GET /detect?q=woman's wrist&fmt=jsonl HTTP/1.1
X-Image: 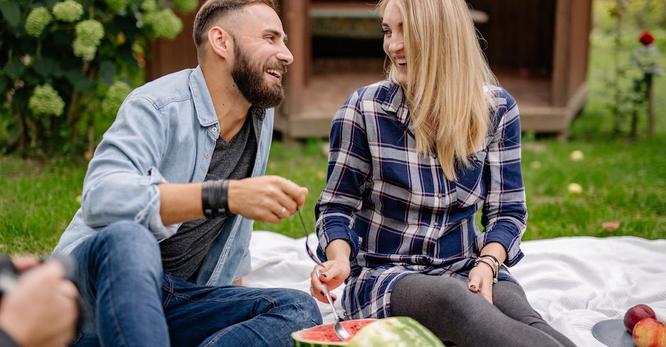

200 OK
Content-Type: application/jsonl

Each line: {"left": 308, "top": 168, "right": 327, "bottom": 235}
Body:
{"left": 325, "top": 239, "right": 352, "bottom": 263}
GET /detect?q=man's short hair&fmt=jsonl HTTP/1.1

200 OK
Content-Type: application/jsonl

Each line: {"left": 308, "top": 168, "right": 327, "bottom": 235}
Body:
{"left": 193, "top": 0, "right": 277, "bottom": 48}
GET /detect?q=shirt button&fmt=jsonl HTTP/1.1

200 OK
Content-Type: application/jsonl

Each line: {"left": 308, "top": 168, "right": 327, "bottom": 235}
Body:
{"left": 437, "top": 193, "right": 443, "bottom": 198}
{"left": 211, "top": 127, "right": 217, "bottom": 133}
{"left": 204, "top": 153, "right": 210, "bottom": 159}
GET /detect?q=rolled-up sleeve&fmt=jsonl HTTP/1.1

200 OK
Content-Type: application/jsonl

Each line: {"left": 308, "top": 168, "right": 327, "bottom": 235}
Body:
{"left": 81, "top": 95, "right": 175, "bottom": 240}
{"left": 315, "top": 91, "right": 371, "bottom": 260}
{"left": 479, "top": 90, "right": 527, "bottom": 266}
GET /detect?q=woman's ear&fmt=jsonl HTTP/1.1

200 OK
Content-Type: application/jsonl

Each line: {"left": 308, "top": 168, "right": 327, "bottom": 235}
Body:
{"left": 207, "top": 26, "right": 233, "bottom": 60}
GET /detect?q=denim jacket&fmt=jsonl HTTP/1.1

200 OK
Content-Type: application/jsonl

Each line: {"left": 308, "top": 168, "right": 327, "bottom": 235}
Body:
{"left": 53, "top": 66, "right": 274, "bottom": 286}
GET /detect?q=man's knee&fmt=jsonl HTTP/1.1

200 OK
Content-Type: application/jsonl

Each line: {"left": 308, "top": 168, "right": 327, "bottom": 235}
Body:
{"left": 280, "top": 289, "right": 323, "bottom": 327}
{"left": 97, "top": 221, "right": 158, "bottom": 251}
{"left": 88, "top": 221, "right": 162, "bottom": 274}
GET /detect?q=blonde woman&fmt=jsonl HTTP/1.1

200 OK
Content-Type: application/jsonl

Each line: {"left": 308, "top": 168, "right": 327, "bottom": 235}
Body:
{"left": 310, "top": 0, "right": 576, "bottom": 346}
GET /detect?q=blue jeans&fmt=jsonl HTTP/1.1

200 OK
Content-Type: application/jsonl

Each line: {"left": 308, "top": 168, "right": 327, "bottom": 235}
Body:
{"left": 69, "top": 221, "right": 322, "bottom": 347}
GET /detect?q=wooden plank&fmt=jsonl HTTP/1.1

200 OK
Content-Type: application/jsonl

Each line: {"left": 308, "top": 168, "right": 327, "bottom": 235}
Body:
{"left": 282, "top": 0, "right": 308, "bottom": 116}
{"left": 552, "top": 0, "right": 571, "bottom": 107}
{"left": 567, "top": 0, "right": 591, "bottom": 100}
{"left": 147, "top": 6, "right": 200, "bottom": 80}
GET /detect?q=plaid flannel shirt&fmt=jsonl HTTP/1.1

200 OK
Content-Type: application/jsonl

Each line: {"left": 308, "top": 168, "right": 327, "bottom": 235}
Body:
{"left": 315, "top": 80, "right": 527, "bottom": 319}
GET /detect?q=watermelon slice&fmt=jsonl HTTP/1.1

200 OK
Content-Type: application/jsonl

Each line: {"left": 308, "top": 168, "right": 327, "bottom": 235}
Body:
{"left": 292, "top": 319, "right": 376, "bottom": 346}
{"left": 292, "top": 317, "right": 445, "bottom": 347}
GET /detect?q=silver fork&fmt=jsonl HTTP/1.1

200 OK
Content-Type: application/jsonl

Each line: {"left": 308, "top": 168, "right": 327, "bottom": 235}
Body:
{"left": 297, "top": 210, "right": 351, "bottom": 341}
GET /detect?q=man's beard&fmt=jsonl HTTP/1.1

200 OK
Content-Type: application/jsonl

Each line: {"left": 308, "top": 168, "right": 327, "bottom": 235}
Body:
{"left": 231, "top": 45, "right": 285, "bottom": 109}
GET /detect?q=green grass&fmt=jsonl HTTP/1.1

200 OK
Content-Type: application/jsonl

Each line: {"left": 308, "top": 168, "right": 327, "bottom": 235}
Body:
{"left": 0, "top": 157, "right": 86, "bottom": 253}
{"left": 521, "top": 137, "right": 665, "bottom": 240}
{"left": 1, "top": 132, "right": 664, "bottom": 254}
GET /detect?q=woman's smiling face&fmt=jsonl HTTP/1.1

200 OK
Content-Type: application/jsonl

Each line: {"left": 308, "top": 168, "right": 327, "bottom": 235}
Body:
{"left": 382, "top": 0, "right": 407, "bottom": 86}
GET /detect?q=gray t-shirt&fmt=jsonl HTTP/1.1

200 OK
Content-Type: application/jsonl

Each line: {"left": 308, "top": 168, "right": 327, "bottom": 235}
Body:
{"left": 160, "top": 108, "right": 263, "bottom": 281}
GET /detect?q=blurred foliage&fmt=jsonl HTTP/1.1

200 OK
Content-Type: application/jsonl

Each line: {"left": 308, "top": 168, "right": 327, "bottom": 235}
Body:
{"left": 0, "top": 0, "right": 196, "bottom": 157}
{"left": 591, "top": 0, "right": 665, "bottom": 137}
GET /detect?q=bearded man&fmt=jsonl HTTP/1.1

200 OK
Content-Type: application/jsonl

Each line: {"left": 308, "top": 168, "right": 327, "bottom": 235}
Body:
{"left": 53, "top": 1, "right": 322, "bottom": 346}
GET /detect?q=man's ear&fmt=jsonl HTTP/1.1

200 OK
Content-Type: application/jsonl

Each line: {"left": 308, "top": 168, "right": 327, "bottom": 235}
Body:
{"left": 207, "top": 26, "right": 234, "bottom": 60}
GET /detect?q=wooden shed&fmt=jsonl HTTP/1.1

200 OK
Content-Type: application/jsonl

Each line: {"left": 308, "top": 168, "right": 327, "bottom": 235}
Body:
{"left": 149, "top": 0, "right": 592, "bottom": 138}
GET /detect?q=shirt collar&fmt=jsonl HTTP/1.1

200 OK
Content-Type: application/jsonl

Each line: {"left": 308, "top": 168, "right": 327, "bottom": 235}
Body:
{"left": 189, "top": 65, "right": 218, "bottom": 127}
{"left": 379, "top": 81, "right": 410, "bottom": 127}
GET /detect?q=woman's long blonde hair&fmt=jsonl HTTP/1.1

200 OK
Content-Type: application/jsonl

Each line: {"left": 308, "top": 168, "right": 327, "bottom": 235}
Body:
{"left": 378, "top": 0, "right": 498, "bottom": 181}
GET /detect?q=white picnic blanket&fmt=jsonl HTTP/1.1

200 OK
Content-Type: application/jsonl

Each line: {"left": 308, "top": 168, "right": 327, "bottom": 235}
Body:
{"left": 245, "top": 232, "right": 666, "bottom": 346}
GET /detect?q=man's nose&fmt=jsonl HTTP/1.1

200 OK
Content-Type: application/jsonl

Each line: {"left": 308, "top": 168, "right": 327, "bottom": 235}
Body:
{"left": 278, "top": 43, "right": 294, "bottom": 66}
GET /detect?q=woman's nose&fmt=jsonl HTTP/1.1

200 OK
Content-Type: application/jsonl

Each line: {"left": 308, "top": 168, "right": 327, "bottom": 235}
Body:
{"left": 388, "top": 39, "right": 404, "bottom": 54}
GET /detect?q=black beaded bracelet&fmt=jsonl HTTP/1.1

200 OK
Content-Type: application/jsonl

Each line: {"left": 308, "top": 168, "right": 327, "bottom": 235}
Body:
{"left": 202, "top": 180, "right": 230, "bottom": 219}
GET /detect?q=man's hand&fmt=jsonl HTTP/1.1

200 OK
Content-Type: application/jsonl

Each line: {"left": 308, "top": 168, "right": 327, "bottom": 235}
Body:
{"left": 0, "top": 260, "right": 79, "bottom": 347}
{"left": 228, "top": 176, "right": 308, "bottom": 223}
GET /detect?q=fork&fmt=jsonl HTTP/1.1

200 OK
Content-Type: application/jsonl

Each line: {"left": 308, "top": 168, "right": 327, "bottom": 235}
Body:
{"left": 297, "top": 210, "right": 351, "bottom": 341}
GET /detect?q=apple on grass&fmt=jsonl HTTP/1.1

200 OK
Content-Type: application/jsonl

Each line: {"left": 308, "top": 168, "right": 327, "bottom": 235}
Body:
{"left": 632, "top": 318, "right": 666, "bottom": 347}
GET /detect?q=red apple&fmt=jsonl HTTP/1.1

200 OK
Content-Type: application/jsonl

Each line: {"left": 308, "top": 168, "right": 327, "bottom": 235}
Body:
{"left": 625, "top": 304, "right": 658, "bottom": 332}
{"left": 632, "top": 318, "right": 666, "bottom": 347}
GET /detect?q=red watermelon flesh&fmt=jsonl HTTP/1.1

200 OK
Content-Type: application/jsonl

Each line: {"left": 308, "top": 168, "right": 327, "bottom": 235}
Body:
{"left": 292, "top": 319, "right": 376, "bottom": 346}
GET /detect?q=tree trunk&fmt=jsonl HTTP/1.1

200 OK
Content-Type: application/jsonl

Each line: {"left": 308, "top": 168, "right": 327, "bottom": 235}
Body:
{"left": 646, "top": 74, "right": 654, "bottom": 137}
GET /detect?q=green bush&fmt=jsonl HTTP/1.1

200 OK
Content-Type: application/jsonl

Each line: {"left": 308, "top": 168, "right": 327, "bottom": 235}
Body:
{"left": 0, "top": 0, "right": 197, "bottom": 157}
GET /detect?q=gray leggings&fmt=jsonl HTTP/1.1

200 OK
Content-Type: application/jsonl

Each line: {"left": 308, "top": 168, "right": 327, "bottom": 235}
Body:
{"left": 391, "top": 274, "right": 577, "bottom": 347}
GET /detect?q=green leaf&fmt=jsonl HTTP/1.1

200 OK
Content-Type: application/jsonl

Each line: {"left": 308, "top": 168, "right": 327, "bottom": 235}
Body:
{"left": 32, "top": 57, "right": 62, "bottom": 79}
{"left": 3, "top": 61, "right": 25, "bottom": 79}
{"left": 0, "top": 1, "right": 21, "bottom": 30}
{"left": 98, "top": 61, "right": 117, "bottom": 85}
{"left": 64, "top": 69, "right": 95, "bottom": 93}
{"left": 0, "top": 78, "right": 8, "bottom": 95}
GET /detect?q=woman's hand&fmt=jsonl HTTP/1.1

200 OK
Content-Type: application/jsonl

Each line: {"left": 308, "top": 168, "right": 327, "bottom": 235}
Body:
{"left": 467, "top": 261, "right": 495, "bottom": 304}
{"left": 309, "top": 258, "right": 350, "bottom": 304}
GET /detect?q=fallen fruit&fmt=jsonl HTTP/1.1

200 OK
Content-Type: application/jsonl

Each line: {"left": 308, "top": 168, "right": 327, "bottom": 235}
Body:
{"left": 625, "top": 304, "right": 658, "bottom": 332}
{"left": 570, "top": 150, "right": 584, "bottom": 161}
{"left": 567, "top": 183, "right": 583, "bottom": 194}
{"left": 632, "top": 318, "right": 666, "bottom": 347}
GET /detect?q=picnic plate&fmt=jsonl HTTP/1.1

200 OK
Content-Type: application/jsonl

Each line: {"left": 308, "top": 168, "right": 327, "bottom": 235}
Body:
{"left": 591, "top": 319, "right": 634, "bottom": 347}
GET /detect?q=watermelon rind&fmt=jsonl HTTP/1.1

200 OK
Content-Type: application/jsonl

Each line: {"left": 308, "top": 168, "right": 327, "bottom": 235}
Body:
{"left": 346, "top": 317, "right": 445, "bottom": 347}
